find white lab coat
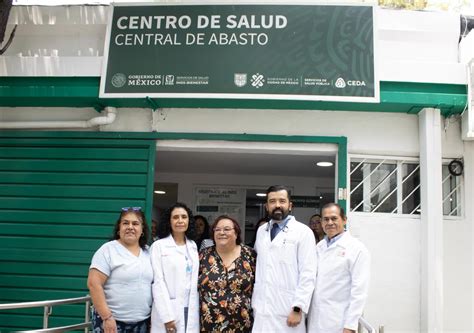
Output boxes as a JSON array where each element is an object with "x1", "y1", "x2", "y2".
[
  {"x1": 307, "y1": 231, "x2": 371, "y2": 333},
  {"x1": 251, "y1": 216, "x2": 316, "y2": 333},
  {"x1": 150, "y1": 235, "x2": 199, "y2": 333}
]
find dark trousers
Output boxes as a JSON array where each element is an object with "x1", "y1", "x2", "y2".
[{"x1": 92, "y1": 309, "x2": 150, "y2": 333}]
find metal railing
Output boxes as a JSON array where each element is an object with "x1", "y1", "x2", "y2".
[
  {"x1": 0, "y1": 295, "x2": 91, "y2": 333},
  {"x1": 358, "y1": 316, "x2": 377, "y2": 333},
  {"x1": 1, "y1": 295, "x2": 380, "y2": 333}
]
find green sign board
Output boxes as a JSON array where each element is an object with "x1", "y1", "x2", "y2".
[{"x1": 100, "y1": 3, "x2": 378, "y2": 102}]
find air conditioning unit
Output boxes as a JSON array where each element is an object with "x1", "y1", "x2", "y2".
[{"x1": 462, "y1": 59, "x2": 474, "y2": 140}]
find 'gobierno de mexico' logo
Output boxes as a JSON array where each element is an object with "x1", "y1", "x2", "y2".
[{"x1": 111, "y1": 73, "x2": 127, "y2": 88}]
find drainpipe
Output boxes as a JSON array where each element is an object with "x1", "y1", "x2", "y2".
[
  {"x1": 0, "y1": 106, "x2": 117, "y2": 129},
  {"x1": 461, "y1": 15, "x2": 474, "y2": 40}
]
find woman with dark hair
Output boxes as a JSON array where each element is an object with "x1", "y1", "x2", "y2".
[
  {"x1": 151, "y1": 203, "x2": 199, "y2": 333},
  {"x1": 88, "y1": 207, "x2": 152, "y2": 333},
  {"x1": 198, "y1": 215, "x2": 257, "y2": 332},
  {"x1": 194, "y1": 215, "x2": 210, "y2": 249}
]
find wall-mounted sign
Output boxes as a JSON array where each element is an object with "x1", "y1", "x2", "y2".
[
  {"x1": 194, "y1": 186, "x2": 245, "y2": 228},
  {"x1": 100, "y1": 3, "x2": 378, "y2": 102},
  {"x1": 291, "y1": 195, "x2": 320, "y2": 208}
]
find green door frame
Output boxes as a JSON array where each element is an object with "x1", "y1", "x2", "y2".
[{"x1": 153, "y1": 132, "x2": 348, "y2": 211}]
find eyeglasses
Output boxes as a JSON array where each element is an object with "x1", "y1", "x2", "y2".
[
  {"x1": 121, "y1": 207, "x2": 142, "y2": 212},
  {"x1": 214, "y1": 227, "x2": 234, "y2": 233}
]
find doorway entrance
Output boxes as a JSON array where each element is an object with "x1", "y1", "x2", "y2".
[{"x1": 151, "y1": 134, "x2": 346, "y2": 244}]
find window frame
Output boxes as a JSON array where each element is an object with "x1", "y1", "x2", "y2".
[{"x1": 349, "y1": 154, "x2": 463, "y2": 219}]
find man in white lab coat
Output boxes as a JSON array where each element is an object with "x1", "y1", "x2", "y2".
[
  {"x1": 308, "y1": 203, "x2": 371, "y2": 333},
  {"x1": 252, "y1": 185, "x2": 316, "y2": 333}
]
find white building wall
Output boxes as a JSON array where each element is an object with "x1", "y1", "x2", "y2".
[
  {"x1": 442, "y1": 119, "x2": 465, "y2": 157},
  {"x1": 443, "y1": 216, "x2": 472, "y2": 333},
  {"x1": 0, "y1": 107, "x2": 153, "y2": 132},
  {"x1": 152, "y1": 108, "x2": 421, "y2": 156},
  {"x1": 349, "y1": 214, "x2": 421, "y2": 333},
  {"x1": 451, "y1": 140, "x2": 474, "y2": 333}
]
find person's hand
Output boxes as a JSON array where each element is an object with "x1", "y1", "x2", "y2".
[
  {"x1": 343, "y1": 329, "x2": 356, "y2": 333},
  {"x1": 164, "y1": 320, "x2": 177, "y2": 333},
  {"x1": 103, "y1": 316, "x2": 117, "y2": 333},
  {"x1": 286, "y1": 310, "x2": 302, "y2": 327}
]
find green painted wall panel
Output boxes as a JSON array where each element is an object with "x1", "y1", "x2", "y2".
[
  {"x1": 0, "y1": 223, "x2": 112, "y2": 238},
  {"x1": 0, "y1": 276, "x2": 86, "y2": 290},
  {"x1": 0, "y1": 147, "x2": 150, "y2": 160},
  {"x1": 0, "y1": 236, "x2": 104, "y2": 251},
  {"x1": 0, "y1": 172, "x2": 148, "y2": 185},
  {"x1": 1, "y1": 289, "x2": 87, "y2": 299},
  {"x1": 0, "y1": 315, "x2": 82, "y2": 331},
  {"x1": 0, "y1": 197, "x2": 146, "y2": 211},
  {"x1": 0, "y1": 134, "x2": 156, "y2": 332},
  {"x1": 0, "y1": 249, "x2": 93, "y2": 263},
  {"x1": 0, "y1": 184, "x2": 146, "y2": 198},
  {"x1": 0, "y1": 159, "x2": 148, "y2": 173},
  {"x1": 0, "y1": 211, "x2": 117, "y2": 224},
  {"x1": 0, "y1": 137, "x2": 155, "y2": 146},
  {"x1": 0, "y1": 262, "x2": 87, "y2": 276},
  {"x1": 3, "y1": 304, "x2": 89, "y2": 316}
]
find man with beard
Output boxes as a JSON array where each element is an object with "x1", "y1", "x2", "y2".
[{"x1": 251, "y1": 185, "x2": 316, "y2": 333}]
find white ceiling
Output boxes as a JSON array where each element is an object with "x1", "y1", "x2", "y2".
[{"x1": 155, "y1": 150, "x2": 335, "y2": 177}]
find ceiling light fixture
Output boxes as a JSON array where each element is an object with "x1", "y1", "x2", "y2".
[
  {"x1": 316, "y1": 161, "x2": 333, "y2": 167},
  {"x1": 154, "y1": 190, "x2": 166, "y2": 194},
  {"x1": 256, "y1": 193, "x2": 267, "y2": 197}
]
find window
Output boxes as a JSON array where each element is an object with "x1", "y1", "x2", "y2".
[
  {"x1": 350, "y1": 156, "x2": 463, "y2": 217},
  {"x1": 442, "y1": 163, "x2": 462, "y2": 217},
  {"x1": 350, "y1": 157, "x2": 420, "y2": 215}
]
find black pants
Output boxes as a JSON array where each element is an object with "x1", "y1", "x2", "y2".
[{"x1": 92, "y1": 309, "x2": 150, "y2": 333}]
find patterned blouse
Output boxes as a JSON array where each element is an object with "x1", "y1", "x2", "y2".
[{"x1": 198, "y1": 245, "x2": 257, "y2": 333}]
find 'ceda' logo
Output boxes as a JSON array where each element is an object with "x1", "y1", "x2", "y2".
[
  {"x1": 335, "y1": 78, "x2": 346, "y2": 88},
  {"x1": 347, "y1": 80, "x2": 366, "y2": 86}
]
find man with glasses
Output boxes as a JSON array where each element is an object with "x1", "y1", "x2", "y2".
[
  {"x1": 252, "y1": 185, "x2": 316, "y2": 333},
  {"x1": 308, "y1": 203, "x2": 371, "y2": 333}
]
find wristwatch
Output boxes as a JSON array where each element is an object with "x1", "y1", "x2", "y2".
[{"x1": 292, "y1": 306, "x2": 301, "y2": 313}]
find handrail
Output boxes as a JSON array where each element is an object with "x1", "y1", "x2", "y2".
[
  {"x1": 0, "y1": 295, "x2": 91, "y2": 333},
  {"x1": 1, "y1": 295, "x2": 377, "y2": 333},
  {"x1": 0, "y1": 295, "x2": 91, "y2": 310},
  {"x1": 358, "y1": 316, "x2": 377, "y2": 333},
  {"x1": 16, "y1": 322, "x2": 90, "y2": 333}
]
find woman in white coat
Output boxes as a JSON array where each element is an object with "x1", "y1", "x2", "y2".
[{"x1": 150, "y1": 203, "x2": 199, "y2": 333}]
